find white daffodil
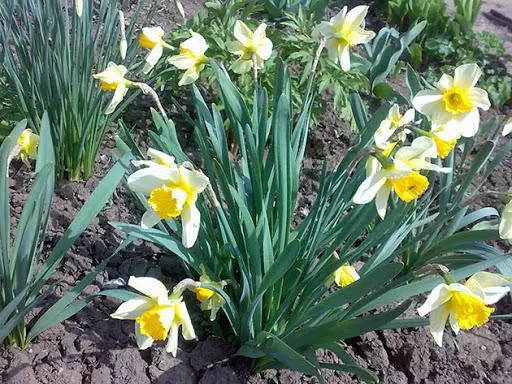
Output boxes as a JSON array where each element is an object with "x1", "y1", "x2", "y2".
[
  {"x1": 139, "y1": 27, "x2": 167, "y2": 74},
  {"x1": 333, "y1": 264, "x2": 360, "y2": 288},
  {"x1": 429, "y1": 123, "x2": 460, "y2": 159},
  {"x1": 418, "y1": 272, "x2": 511, "y2": 346},
  {"x1": 314, "y1": 5, "x2": 375, "y2": 71},
  {"x1": 192, "y1": 267, "x2": 228, "y2": 321},
  {"x1": 226, "y1": 21, "x2": 273, "y2": 74},
  {"x1": 12, "y1": 129, "x2": 39, "y2": 167},
  {"x1": 132, "y1": 148, "x2": 177, "y2": 169},
  {"x1": 111, "y1": 276, "x2": 196, "y2": 356},
  {"x1": 499, "y1": 200, "x2": 512, "y2": 240},
  {"x1": 127, "y1": 150, "x2": 209, "y2": 248},
  {"x1": 93, "y1": 62, "x2": 132, "y2": 115},
  {"x1": 169, "y1": 32, "x2": 209, "y2": 86},
  {"x1": 374, "y1": 104, "x2": 414, "y2": 149},
  {"x1": 353, "y1": 137, "x2": 451, "y2": 219},
  {"x1": 413, "y1": 63, "x2": 491, "y2": 138}
]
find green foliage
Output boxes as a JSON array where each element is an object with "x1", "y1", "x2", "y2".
[
  {"x1": 0, "y1": 115, "x2": 133, "y2": 347},
  {"x1": 0, "y1": 71, "x2": 23, "y2": 142},
  {"x1": 454, "y1": 0, "x2": 482, "y2": 32},
  {"x1": 0, "y1": 0, "x2": 150, "y2": 181}
]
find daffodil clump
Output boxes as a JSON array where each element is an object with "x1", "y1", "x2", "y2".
[
  {"x1": 418, "y1": 272, "x2": 511, "y2": 346},
  {"x1": 315, "y1": 5, "x2": 375, "y2": 71},
  {"x1": 127, "y1": 148, "x2": 209, "y2": 248}
]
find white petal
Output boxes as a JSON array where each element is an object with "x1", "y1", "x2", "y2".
[
  {"x1": 339, "y1": 44, "x2": 351, "y2": 72},
  {"x1": 502, "y1": 117, "x2": 512, "y2": 137},
  {"x1": 449, "y1": 311, "x2": 460, "y2": 335},
  {"x1": 412, "y1": 90, "x2": 444, "y2": 116},
  {"x1": 181, "y1": 204, "x2": 201, "y2": 248},
  {"x1": 182, "y1": 32, "x2": 208, "y2": 55},
  {"x1": 436, "y1": 74, "x2": 454, "y2": 92},
  {"x1": 231, "y1": 58, "x2": 252, "y2": 74},
  {"x1": 176, "y1": 302, "x2": 196, "y2": 340},
  {"x1": 181, "y1": 167, "x2": 209, "y2": 192},
  {"x1": 469, "y1": 88, "x2": 491, "y2": 110},
  {"x1": 417, "y1": 283, "x2": 451, "y2": 316},
  {"x1": 346, "y1": 27, "x2": 375, "y2": 46},
  {"x1": 375, "y1": 183, "x2": 391, "y2": 220},
  {"x1": 178, "y1": 66, "x2": 202, "y2": 86},
  {"x1": 226, "y1": 40, "x2": 245, "y2": 55},
  {"x1": 233, "y1": 20, "x2": 253, "y2": 46},
  {"x1": 454, "y1": 63, "x2": 482, "y2": 89},
  {"x1": 344, "y1": 5, "x2": 369, "y2": 29},
  {"x1": 253, "y1": 23, "x2": 267, "y2": 46},
  {"x1": 353, "y1": 172, "x2": 387, "y2": 204},
  {"x1": 396, "y1": 136, "x2": 437, "y2": 162},
  {"x1": 374, "y1": 119, "x2": 393, "y2": 149},
  {"x1": 455, "y1": 108, "x2": 480, "y2": 138},
  {"x1": 429, "y1": 304, "x2": 450, "y2": 347},
  {"x1": 128, "y1": 276, "x2": 169, "y2": 303},
  {"x1": 147, "y1": 148, "x2": 176, "y2": 168},
  {"x1": 141, "y1": 208, "x2": 161, "y2": 229},
  {"x1": 166, "y1": 323, "x2": 179, "y2": 356},
  {"x1": 465, "y1": 272, "x2": 512, "y2": 304},
  {"x1": 111, "y1": 298, "x2": 153, "y2": 320},
  {"x1": 169, "y1": 54, "x2": 197, "y2": 70},
  {"x1": 257, "y1": 38, "x2": 273, "y2": 61},
  {"x1": 127, "y1": 166, "x2": 175, "y2": 194},
  {"x1": 141, "y1": 27, "x2": 165, "y2": 43},
  {"x1": 365, "y1": 156, "x2": 382, "y2": 177},
  {"x1": 330, "y1": 6, "x2": 348, "y2": 28},
  {"x1": 143, "y1": 44, "x2": 164, "y2": 74},
  {"x1": 135, "y1": 323, "x2": 154, "y2": 350},
  {"x1": 105, "y1": 83, "x2": 127, "y2": 115},
  {"x1": 399, "y1": 109, "x2": 416, "y2": 126}
]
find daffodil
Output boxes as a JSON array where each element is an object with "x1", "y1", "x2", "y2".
[
  {"x1": 499, "y1": 200, "x2": 512, "y2": 240},
  {"x1": 127, "y1": 150, "x2": 209, "y2": 248},
  {"x1": 333, "y1": 264, "x2": 360, "y2": 287},
  {"x1": 111, "y1": 276, "x2": 196, "y2": 356},
  {"x1": 413, "y1": 64, "x2": 491, "y2": 138},
  {"x1": 418, "y1": 272, "x2": 511, "y2": 346},
  {"x1": 14, "y1": 129, "x2": 39, "y2": 166},
  {"x1": 75, "y1": 0, "x2": 83, "y2": 17},
  {"x1": 226, "y1": 21, "x2": 273, "y2": 74},
  {"x1": 353, "y1": 137, "x2": 451, "y2": 219},
  {"x1": 429, "y1": 123, "x2": 460, "y2": 159},
  {"x1": 139, "y1": 27, "x2": 167, "y2": 74},
  {"x1": 93, "y1": 62, "x2": 132, "y2": 115},
  {"x1": 169, "y1": 32, "x2": 209, "y2": 86},
  {"x1": 314, "y1": 6, "x2": 375, "y2": 71},
  {"x1": 374, "y1": 104, "x2": 414, "y2": 149},
  {"x1": 192, "y1": 267, "x2": 228, "y2": 321}
]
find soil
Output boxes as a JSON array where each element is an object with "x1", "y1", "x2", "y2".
[{"x1": 2, "y1": 0, "x2": 512, "y2": 383}]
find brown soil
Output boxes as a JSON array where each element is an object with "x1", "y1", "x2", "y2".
[{"x1": 2, "y1": 1, "x2": 512, "y2": 383}]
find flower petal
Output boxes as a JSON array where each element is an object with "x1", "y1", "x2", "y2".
[
  {"x1": 503, "y1": 117, "x2": 512, "y2": 137},
  {"x1": 375, "y1": 183, "x2": 391, "y2": 220},
  {"x1": 105, "y1": 83, "x2": 127, "y2": 115},
  {"x1": 135, "y1": 323, "x2": 154, "y2": 350},
  {"x1": 111, "y1": 298, "x2": 153, "y2": 320},
  {"x1": 399, "y1": 109, "x2": 416, "y2": 126},
  {"x1": 143, "y1": 44, "x2": 164, "y2": 74},
  {"x1": 353, "y1": 171, "x2": 387, "y2": 204},
  {"x1": 128, "y1": 276, "x2": 169, "y2": 303},
  {"x1": 469, "y1": 88, "x2": 491, "y2": 110},
  {"x1": 182, "y1": 32, "x2": 208, "y2": 56},
  {"x1": 465, "y1": 272, "x2": 512, "y2": 305},
  {"x1": 127, "y1": 166, "x2": 175, "y2": 194},
  {"x1": 166, "y1": 323, "x2": 179, "y2": 356},
  {"x1": 344, "y1": 5, "x2": 369, "y2": 29},
  {"x1": 176, "y1": 302, "x2": 196, "y2": 340},
  {"x1": 141, "y1": 208, "x2": 161, "y2": 229},
  {"x1": 417, "y1": 283, "x2": 451, "y2": 317},
  {"x1": 231, "y1": 58, "x2": 252, "y2": 74},
  {"x1": 412, "y1": 90, "x2": 444, "y2": 116},
  {"x1": 453, "y1": 108, "x2": 480, "y2": 138},
  {"x1": 339, "y1": 44, "x2": 351, "y2": 72},
  {"x1": 429, "y1": 304, "x2": 450, "y2": 347},
  {"x1": 258, "y1": 38, "x2": 273, "y2": 60},
  {"x1": 233, "y1": 20, "x2": 253, "y2": 46},
  {"x1": 449, "y1": 311, "x2": 460, "y2": 335},
  {"x1": 436, "y1": 74, "x2": 454, "y2": 92},
  {"x1": 454, "y1": 63, "x2": 482, "y2": 89},
  {"x1": 181, "y1": 204, "x2": 201, "y2": 248},
  {"x1": 178, "y1": 65, "x2": 202, "y2": 86}
]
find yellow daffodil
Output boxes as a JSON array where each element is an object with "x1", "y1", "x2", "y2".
[
  {"x1": 226, "y1": 21, "x2": 273, "y2": 74},
  {"x1": 374, "y1": 104, "x2": 414, "y2": 149},
  {"x1": 353, "y1": 137, "x2": 451, "y2": 219},
  {"x1": 169, "y1": 32, "x2": 209, "y2": 86},
  {"x1": 127, "y1": 149, "x2": 209, "y2": 248},
  {"x1": 413, "y1": 64, "x2": 491, "y2": 138},
  {"x1": 192, "y1": 267, "x2": 228, "y2": 321},
  {"x1": 333, "y1": 264, "x2": 360, "y2": 287},
  {"x1": 93, "y1": 62, "x2": 132, "y2": 115},
  {"x1": 139, "y1": 27, "x2": 167, "y2": 74},
  {"x1": 314, "y1": 5, "x2": 375, "y2": 71},
  {"x1": 499, "y1": 200, "x2": 512, "y2": 240},
  {"x1": 429, "y1": 123, "x2": 460, "y2": 159},
  {"x1": 418, "y1": 272, "x2": 511, "y2": 346},
  {"x1": 14, "y1": 129, "x2": 39, "y2": 166},
  {"x1": 111, "y1": 276, "x2": 196, "y2": 356}
]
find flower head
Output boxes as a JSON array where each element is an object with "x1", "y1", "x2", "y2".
[
  {"x1": 334, "y1": 264, "x2": 360, "y2": 287},
  {"x1": 15, "y1": 129, "x2": 39, "y2": 166},
  {"x1": 139, "y1": 27, "x2": 166, "y2": 74},
  {"x1": 429, "y1": 123, "x2": 460, "y2": 159},
  {"x1": 314, "y1": 6, "x2": 375, "y2": 71},
  {"x1": 111, "y1": 276, "x2": 196, "y2": 356},
  {"x1": 418, "y1": 272, "x2": 511, "y2": 346},
  {"x1": 127, "y1": 149, "x2": 209, "y2": 248},
  {"x1": 169, "y1": 32, "x2": 209, "y2": 86},
  {"x1": 374, "y1": 104, "x2": 414, "y2": 149},
  {"x1": 226, "y1": 21, "x2": 273, "y2": 74},
  {"x1": 93, "y1": 62, "x2": 131, "y2": 115},
  {"x1": 192, "y1": 267, "x2": 228, "y2": 321},
  {"x1": 353, "y1": 137, "x2": 451, "y2": 219},
  {"x1": 499, "y1": 200, "x2": 512, "y2": 240},
  {"x1": 413, "y1": 64, "x2": 491, "y2": 138}
]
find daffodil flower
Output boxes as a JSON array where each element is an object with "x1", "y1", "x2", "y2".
[
  {"x1": 169, "y1": 32, "x2": 209, "y2": 86},
  {"x1": 353, "y1": 137, "x2": 451, "y2": 219},
  {"x1": 111, "y1": 276, "x2": 196, "y2": 356},
  {"x1": 413, "y1": 64, "x2": 491, "y2": 138},
  {"x1": 226, "y1": 21, "x2": 273, "y2": 74},
  {"x1": 139, "y1": 27, "x2": 167, "y2": 74},
  {"x1": 429, "y1": 123, "x2": 460, "y2": 159},
  {"x1": 374, "y1": 104, "x2": 414, "y2": 149},
  {"x1": 192, "y1": 267, "x2": 228, "y2": 321},
  {"x1": 314, "y1": 5, "x2": 375, "y2": 71},
  {"x1": 499, "y1": 200, "x2": 512, "y2": 240},
  {"x1": 93, "y1": 62, "x2": 132, "y2": 115},
  {"x1": 333, "y1": 264, "x2": 360, "y2": 287},
  {"x1": 13, "y1": 129, "x2": 39, "y2": 166},
  {"x1": 418, "y1": 272, "x2": 511, "y2": 346},
  {"x1": 127, "y1": 150, "x2": 209, "y2": 248}
]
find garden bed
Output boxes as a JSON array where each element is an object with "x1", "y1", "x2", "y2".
[{"x1": 1, "y1": 0, "x2": 512, "y2": 383}]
